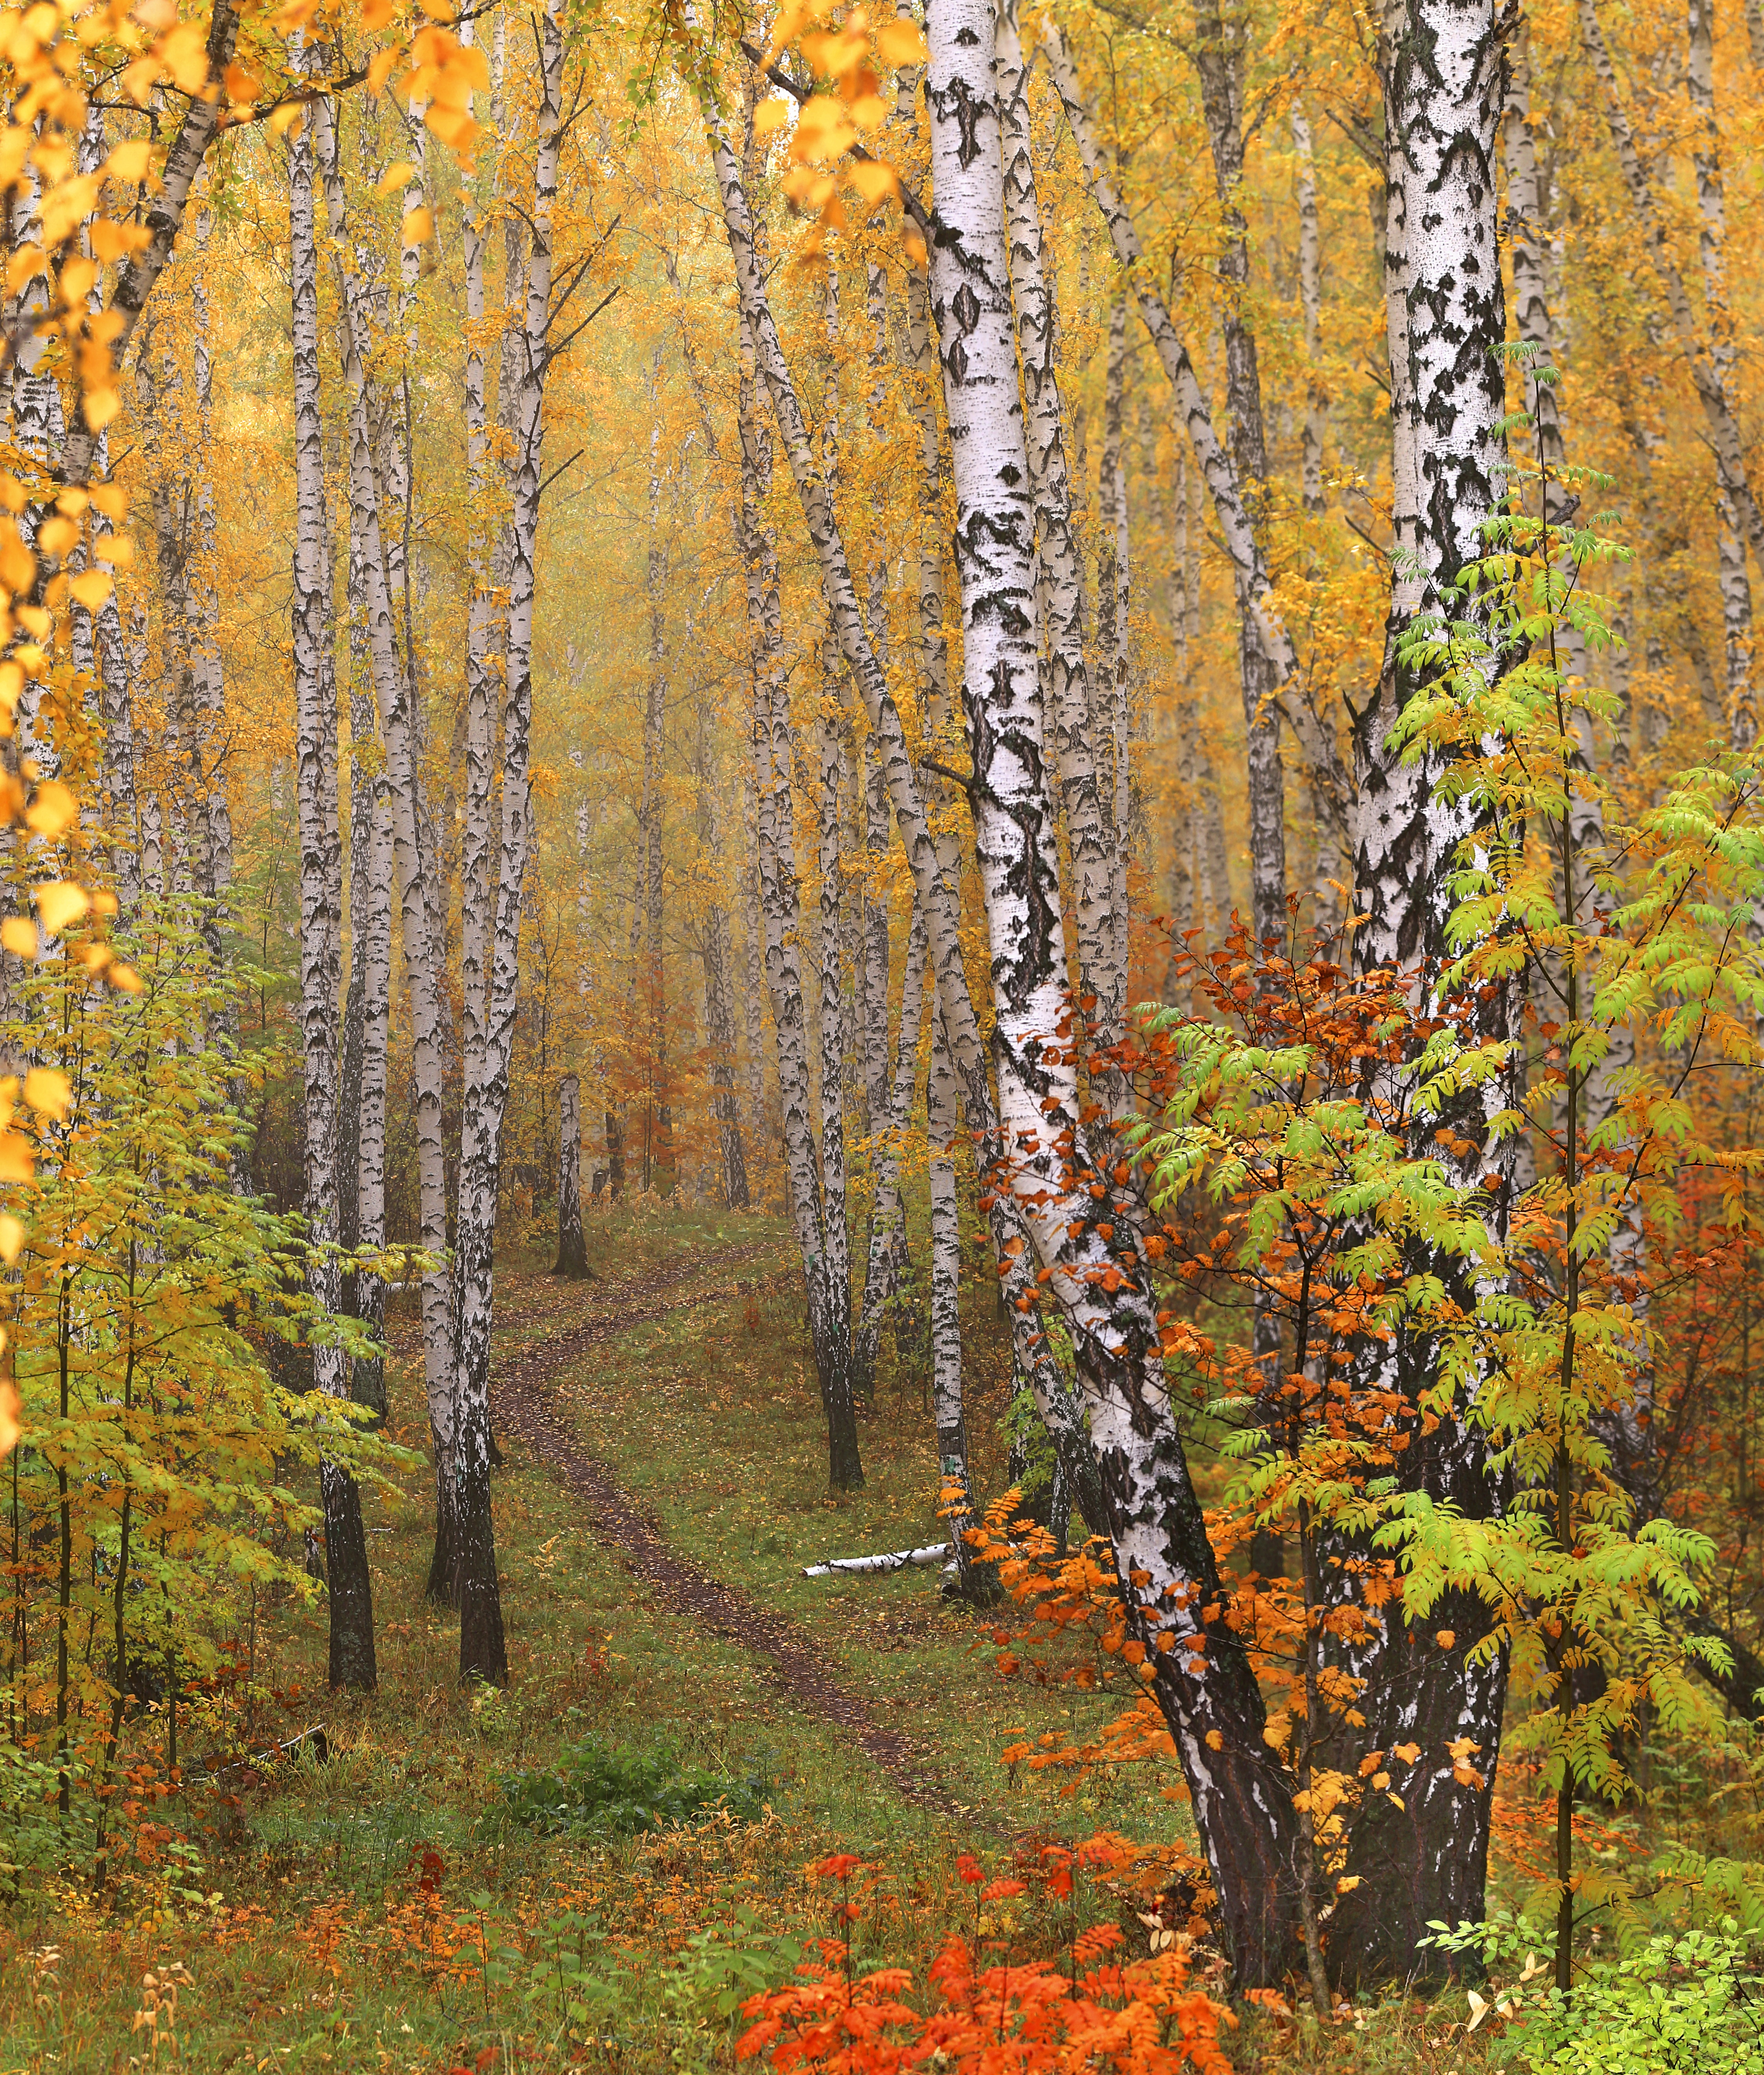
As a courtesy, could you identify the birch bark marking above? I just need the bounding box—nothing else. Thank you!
[697,715,751,1209]
[922,0,1305,1977]
[453,0,566,1685]
[291,79,375,1696]
[814,714,862,1486]
[1042,24,1349,864]
[1329,0,1515,1982]
[554,1074,589,1277]
[318,100,457,1611]
[705,48,1102,1570]
[996,0,1123,1100]
[1292,105,1326,516]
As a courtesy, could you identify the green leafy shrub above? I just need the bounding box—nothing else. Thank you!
[495,1736,766,1837]
[1518,1925,1764,2073]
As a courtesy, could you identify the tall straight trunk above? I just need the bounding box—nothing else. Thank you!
[189,199,232,946]
[740,787,768,1149]
[293,74,375,1695]
[640,402,671,1194]
[342,550,393,1422]
[814,712,857,1464]
[927,990,985,1597]
[734,98,861,1488]
[696,711,750,1208]
[1042,24,1349,866]
[711,38,1104,1549]
[920,0,1303,1974]
[1580,0,1764,569]
[996,0,1123,1091]
[1099,290,1133,990]
[317,95,456,1611]
[1328,0,1514,1982]
[855,904,928,1386]
[1687,0,1755,746]
[452,0,565,1685]
[554,1073,589,1276]
[1292,105,1327,517]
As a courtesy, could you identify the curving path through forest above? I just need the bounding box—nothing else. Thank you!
[487,1243,958,1815]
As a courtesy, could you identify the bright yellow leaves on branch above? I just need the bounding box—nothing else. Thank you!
[755,1,925,258]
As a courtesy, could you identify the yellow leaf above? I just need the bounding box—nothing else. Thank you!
[1335,1875,1360,1894]
[109,962,141,993]
[90,221,150,262]
[33,882,88,935]
[849,159,899,209]
[1435,1630,1456,1650]
[0,1380,20,1461]
[876,18,927,65]
[0,1214,22,1264]
[269,102,305,138]
[160,22,211,95]
[106,138,153,183]
[847,92,888,133]
[0,919,37,959]
[0,1136,32,1183]
[26,780,76,837]
[902,223,926,270]
[754,99,791,138]
[377,160,418,195]
[23,1068,70,1122]
[401,205,434,247]
[368,47,400,95]
[70,569,111,611]
[1393,1741,1421,1765]
[1204,1728,1222,1750]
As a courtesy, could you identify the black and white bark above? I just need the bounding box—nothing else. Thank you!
[293,76,375,1695]
[554,1073,589,1277]
[452,0,566,1684]
[697,715,751,1209]
[317,92,456,1611]
[995,0,1125,1103]
[1327,0,1516,1982]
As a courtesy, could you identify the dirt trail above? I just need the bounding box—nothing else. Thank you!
[488,1245,956,1813]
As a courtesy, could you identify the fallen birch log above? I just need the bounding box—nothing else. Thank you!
[802,1543,953,1578]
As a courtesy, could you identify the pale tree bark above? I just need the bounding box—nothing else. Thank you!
[741,780,769,1145]
[340,534,393,1423]
[639,397,672,1193]
[814,712,856,1444]
[996,0,1123,1094]
[1328,0,1515,1981]
[1580,0,1764,578]
[189,199,232,940]
[293,76,375,1695]
[921,0,1304,1973]
[927,989,985,1598]
[737,229,864,1488]
[317,94,457,1614]
[855,903,928,1388]
[554,1073,589,1276]
[709,41,1103,1550]
[1687,0,1755,746]
[1293,104,1326,517]
[1099,290,1133,989]
[452,0,566,1685]
[1043,22,1351,880]
[696,708,750,1208]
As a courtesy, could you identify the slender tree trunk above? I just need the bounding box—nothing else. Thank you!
[855,903,927,1387]
[696,711,750,1208]
[294,73,375,1695]
[1043,23,1349,860]
[317,90,457,1610]
[554,1073,589,1276]
[996,1,1124,1096]
[452,0,565,1685]
[1293,105,1327,517]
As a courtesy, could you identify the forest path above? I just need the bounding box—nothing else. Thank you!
[488,1243,959,1815]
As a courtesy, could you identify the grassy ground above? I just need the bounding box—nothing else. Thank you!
[0,1199,1595,2073]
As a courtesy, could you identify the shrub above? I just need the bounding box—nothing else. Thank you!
[496,1736,766,1836]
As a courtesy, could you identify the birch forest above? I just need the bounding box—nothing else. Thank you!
[11,0,1764,2064]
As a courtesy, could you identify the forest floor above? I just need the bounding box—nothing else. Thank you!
[0,1202,1596,2072]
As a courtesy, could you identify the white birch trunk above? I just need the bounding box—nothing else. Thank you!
[554,1073,589,1276]
[293,74,375,1694]
[317,95,457,1609]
